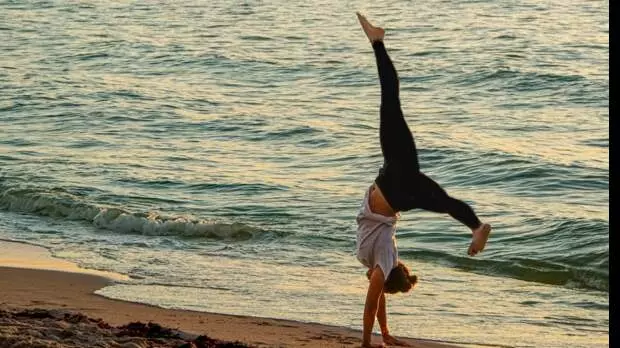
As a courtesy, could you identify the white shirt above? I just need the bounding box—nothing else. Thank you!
[356,185,399,281]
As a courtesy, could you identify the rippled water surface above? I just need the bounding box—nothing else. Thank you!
[0,1,608,347]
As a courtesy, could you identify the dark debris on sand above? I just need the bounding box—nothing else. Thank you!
[0,308,253,348]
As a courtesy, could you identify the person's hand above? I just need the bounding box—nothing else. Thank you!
[382,333,412,347]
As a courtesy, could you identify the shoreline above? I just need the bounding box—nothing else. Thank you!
[0,240,463,347]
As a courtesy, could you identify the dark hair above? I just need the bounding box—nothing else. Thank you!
[383,262,418,294]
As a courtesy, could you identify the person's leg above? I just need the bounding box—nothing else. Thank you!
[412,173,481,229]
[413,173,491,255]
[357,13,419,171]
[374,41,420,171]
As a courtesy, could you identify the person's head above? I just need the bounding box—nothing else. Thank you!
[383,261,417,294]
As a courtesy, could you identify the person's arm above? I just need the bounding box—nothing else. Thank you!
[376,289,412,347]
[362,266,385,347]
[368,269,391,337]
[377,292,388,336]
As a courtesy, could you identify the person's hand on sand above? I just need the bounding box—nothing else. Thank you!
[383,332,412,347]
[361,342,386,348]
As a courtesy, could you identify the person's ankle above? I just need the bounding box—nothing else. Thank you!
[472,223,486,233]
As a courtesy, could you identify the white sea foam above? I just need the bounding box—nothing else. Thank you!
[0,187,258,240]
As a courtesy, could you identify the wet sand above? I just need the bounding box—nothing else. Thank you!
[0,241,462,347]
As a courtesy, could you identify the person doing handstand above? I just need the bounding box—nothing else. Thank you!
[354,12,492,347]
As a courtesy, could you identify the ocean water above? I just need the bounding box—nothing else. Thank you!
[0,0,608,347]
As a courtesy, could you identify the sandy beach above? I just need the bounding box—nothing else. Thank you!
[0,241,462,348]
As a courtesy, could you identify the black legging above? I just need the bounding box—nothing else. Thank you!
[371,41,482,230]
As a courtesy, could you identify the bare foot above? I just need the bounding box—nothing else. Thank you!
[468,223,491,256]
[383,333,412,347]
[356,12,385,43]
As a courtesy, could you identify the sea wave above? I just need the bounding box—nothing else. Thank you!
[452,68,585,91]
[419,145,608,193]
[401,240,608,292]
[0,185,261,240]
[398,211,609,292]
